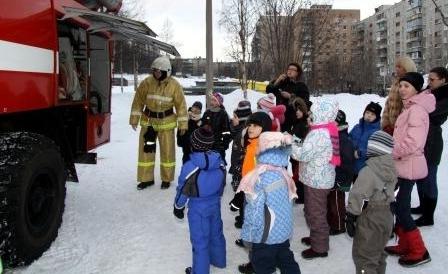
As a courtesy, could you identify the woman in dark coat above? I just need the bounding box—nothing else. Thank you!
[413,67,448,226]
[266,62,310,132]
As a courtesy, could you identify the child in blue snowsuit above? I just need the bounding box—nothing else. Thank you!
[237,131,301,274]
[349,102,382,179]
[173,126,226,274]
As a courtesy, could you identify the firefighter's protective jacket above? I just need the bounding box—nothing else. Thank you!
[129,76,188,131]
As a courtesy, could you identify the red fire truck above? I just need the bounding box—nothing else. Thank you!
[0,0,178,267]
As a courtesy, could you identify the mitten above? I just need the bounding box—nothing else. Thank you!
[143,126,157,153]
[229,191,244,212]
[173,206,185,219]
[345,212,358,237]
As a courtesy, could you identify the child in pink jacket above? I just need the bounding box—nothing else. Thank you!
[385,72,435,267]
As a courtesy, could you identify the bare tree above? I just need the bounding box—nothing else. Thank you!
[219,0,258,99]
[252,0,334,83]
[159,18,183,51]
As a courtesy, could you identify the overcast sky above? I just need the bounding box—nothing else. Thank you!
[141,0,400,60]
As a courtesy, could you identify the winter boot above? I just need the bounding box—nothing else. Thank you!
[398,228,431,267]
[185,267,192,274]
[301,237,311,246]
[238,262,254,274]
[161,181,171,189]
[301,248,328,260]
[137,180,154,190]
[385,225,408,256]
[415,197,436,227]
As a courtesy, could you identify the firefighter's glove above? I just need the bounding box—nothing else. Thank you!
[173,206,185,219]
[345,212,358,238]
[143,126,157,153]
[229,192,244,212]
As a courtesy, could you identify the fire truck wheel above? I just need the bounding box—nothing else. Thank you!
[0,132,66,267]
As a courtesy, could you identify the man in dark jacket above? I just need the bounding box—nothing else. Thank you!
[266,62,310,132]
[327,110,355,235]
[413,67,448,226]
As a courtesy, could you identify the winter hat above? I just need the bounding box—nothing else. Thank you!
[364,102,382,122]
[191,101,203,111]
[211,92,224,105]
[246,111,272,132]
[366,130,394,158]
[234,100,252,121]
[335,110,348,127]
[257,132,292,155]
[257,93,276,111]
[190,127,214,152]
[399,72,424,93]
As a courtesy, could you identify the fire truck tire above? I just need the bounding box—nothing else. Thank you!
[0,132,66,267]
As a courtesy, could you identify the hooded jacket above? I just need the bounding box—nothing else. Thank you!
[174,151,226,208]
[241,146,294,245]
[291,98,338,189]
[349,119,381,173]
[393,90,436,180]
[424,84,448,165]
[347,154,397,215]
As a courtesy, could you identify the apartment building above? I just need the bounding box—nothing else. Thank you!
[354,0,448,91]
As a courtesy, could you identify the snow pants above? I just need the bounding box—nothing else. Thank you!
[304,186,331,253]
[250,240,301,274]
[137,127,175,183]
[352,203,393,274]
[188,197,226,274]
[327,189,346,231]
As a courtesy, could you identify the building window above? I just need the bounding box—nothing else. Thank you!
[396,22,400,27]
[396,31,400,37]
[435,31,440,37]
[396,12,400,17]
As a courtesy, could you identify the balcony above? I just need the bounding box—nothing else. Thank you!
[406,46,423,53]
[377,43,388,50]
[407,35,422,42]
[407,19,424,32]
[407,0,422,11]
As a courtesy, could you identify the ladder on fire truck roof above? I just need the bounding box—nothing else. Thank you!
[61,6,180,56]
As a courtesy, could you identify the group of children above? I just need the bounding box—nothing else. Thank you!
[172,70,436,274]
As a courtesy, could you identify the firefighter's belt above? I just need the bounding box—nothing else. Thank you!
[143,107,174,119]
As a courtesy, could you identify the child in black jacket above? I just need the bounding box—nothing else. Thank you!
[177,101,202,163]
[229,100,252,191]
[327,110,355,235]
[202,92,232,163]
[289,97,310,204]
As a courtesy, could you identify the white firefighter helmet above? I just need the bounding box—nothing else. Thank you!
[151,56,172,77]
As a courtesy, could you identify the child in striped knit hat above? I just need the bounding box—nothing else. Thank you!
[346,130,397,274]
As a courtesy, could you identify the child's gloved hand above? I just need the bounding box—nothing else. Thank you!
[293,136,302,145]
[345,212,358,237]
[229,192,244,212]
[173,206,185,219]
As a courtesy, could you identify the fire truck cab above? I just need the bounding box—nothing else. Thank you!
[0,0,178,267]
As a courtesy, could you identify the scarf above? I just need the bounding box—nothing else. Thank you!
[209,106,221,113]
[237,164,297,201]
[310,122,341,166]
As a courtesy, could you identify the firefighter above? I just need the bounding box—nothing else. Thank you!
[129,56,188,190]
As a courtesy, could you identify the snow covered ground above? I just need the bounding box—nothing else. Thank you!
[11,78,448,274]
